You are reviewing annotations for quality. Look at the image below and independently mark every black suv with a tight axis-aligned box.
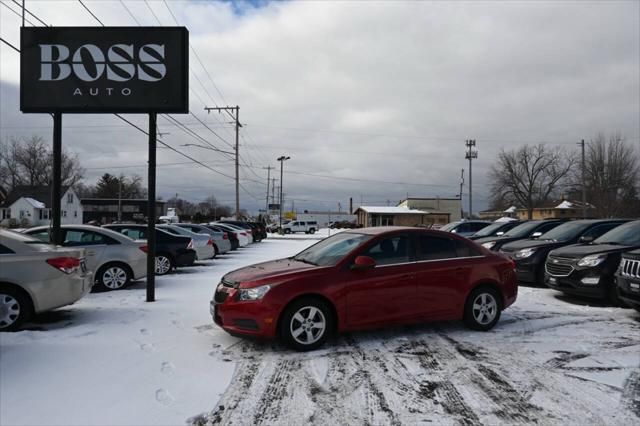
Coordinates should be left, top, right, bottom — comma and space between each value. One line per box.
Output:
617, 249, 640, 312
474, 219, 565, 252
545, 220, 640, 304
500, 219, 629, 285
468, 220, 525, 241
103, 224, 196, 275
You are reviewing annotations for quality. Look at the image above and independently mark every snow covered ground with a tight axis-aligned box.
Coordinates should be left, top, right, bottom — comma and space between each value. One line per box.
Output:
1, 236, 639, 425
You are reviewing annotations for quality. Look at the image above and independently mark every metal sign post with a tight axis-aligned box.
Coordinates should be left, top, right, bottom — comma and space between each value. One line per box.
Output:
51, 112, 62, 245
147, 113, 157, 302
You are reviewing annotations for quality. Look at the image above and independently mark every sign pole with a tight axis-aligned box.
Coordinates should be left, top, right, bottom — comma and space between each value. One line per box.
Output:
146, 113, 157, 302
51, 112, 62, 245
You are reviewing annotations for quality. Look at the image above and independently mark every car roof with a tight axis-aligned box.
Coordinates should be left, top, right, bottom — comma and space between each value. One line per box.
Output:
344, 226, 450, 235
25, 224, 135, 242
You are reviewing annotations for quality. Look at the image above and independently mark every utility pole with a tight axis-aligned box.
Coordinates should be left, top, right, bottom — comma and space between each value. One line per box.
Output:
271, 178, 276, 206
277, 156, 290, 231
459, 168, 465, 219
117, 179, 122, 222
205, 105, 241, 219
263, 166, 274, 215
579, 139, 586, 218
465, 140, 478, 219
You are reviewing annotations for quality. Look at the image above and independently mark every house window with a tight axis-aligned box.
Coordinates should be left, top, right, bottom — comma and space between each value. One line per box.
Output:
39, 210, 43, 220
67, 193, 74, 203
20, 210, 25, 218
74, 211, 78, 218
63, 211, 67, 217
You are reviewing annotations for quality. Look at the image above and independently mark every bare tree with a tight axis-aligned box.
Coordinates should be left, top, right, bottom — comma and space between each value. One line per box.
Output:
489, 144, 575, 219
573, 134, 640, 217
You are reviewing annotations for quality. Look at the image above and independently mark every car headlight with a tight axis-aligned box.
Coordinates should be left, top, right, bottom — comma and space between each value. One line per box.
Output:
238, 284, 271, 301
577, 254, 606, 268
482, 241, 496, 249
514, 248, 536, 259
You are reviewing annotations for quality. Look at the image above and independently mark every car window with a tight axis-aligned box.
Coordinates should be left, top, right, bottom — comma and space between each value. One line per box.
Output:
473, 222, 506, 237
363, 235, 410, 266
416, 235, 457, 261
0, 244, 15, 254
63, 230, 110, 246
535, 222, 561, 234
28, 230, 50, 242
595, 221, 640, 245
453, 223, 470, 233
119, 227, 146, 240
582, 223, 623, 240
456, 240, 482, 257
293, 232, 372, 267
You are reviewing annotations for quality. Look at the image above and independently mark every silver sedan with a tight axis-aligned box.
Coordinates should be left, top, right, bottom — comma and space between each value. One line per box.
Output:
0, 229, 93, 331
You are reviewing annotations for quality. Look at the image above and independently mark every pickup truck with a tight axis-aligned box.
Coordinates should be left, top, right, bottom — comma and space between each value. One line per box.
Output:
281, 220, 318, 234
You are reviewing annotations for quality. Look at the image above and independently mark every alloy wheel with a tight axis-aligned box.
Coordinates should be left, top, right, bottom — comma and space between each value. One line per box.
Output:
289, 306, 326, 345
102, 267, 128, 290
156, 256, 172, 275
472, 293, 498, 325
0, 294, 20, 329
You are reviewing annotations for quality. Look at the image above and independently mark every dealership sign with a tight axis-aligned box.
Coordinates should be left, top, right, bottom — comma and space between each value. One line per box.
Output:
20, 27, 188, 113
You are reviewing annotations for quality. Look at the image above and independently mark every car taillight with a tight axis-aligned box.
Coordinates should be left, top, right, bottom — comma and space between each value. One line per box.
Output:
207, 238, 213, 245
188, 239, 194, 249
223, 233, 228, 240
139, 245, 148, 253
46, 257, 80, 274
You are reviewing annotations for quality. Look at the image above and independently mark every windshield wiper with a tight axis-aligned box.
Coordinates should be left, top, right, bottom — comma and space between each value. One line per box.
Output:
295, 258, 318, 266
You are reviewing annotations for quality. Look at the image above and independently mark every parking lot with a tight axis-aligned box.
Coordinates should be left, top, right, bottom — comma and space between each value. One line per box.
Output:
1, 235, 639, 426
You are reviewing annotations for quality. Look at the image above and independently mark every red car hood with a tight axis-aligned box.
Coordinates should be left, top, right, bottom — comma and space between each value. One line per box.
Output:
223, 258, 317, 286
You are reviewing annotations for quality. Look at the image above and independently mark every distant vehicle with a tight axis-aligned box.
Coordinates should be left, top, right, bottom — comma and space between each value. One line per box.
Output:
173, 223, 232, 254
617, 249, 640, 312
500, 219, 630, 285
440, 220, 492, 237
545, 220, 640, 305
159, 207, 180, 224
474, 220, 567, 252
102, 224, 196, 275
0, 229, 93, 330
199, 224, 239, 251
468, 220, 525, 240
330, 221, 357, 229
217, 220, 264, 242
157, 224, 215, 261
211, 223, 251, 247
281, 220, 318, 234
211, 227, 517, 351
22, 224, 147, 290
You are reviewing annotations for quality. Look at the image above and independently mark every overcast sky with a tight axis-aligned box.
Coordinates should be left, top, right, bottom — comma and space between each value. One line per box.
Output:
1, 0, 639, 215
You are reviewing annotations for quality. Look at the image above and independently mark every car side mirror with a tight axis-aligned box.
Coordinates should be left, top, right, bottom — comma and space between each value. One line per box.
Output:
531, 232, 542, 238
579, 235, 594, 244
351, 255, 376, 270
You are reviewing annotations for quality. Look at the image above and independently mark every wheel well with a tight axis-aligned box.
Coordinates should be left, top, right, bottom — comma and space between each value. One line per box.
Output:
96, 261, 133, 281
276, 293, 339, 337
0, 282, 35, 315
156, 252, 175, 262
468, 281, 503, 309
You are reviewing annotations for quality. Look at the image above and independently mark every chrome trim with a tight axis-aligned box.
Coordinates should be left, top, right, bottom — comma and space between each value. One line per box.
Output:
545, 257, 574, 277
620, 258, 640, 279
374, 255, 485, 268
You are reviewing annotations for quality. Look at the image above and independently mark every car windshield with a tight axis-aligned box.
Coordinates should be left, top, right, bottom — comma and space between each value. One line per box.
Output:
440, 222, 461, 232
594, 221, 640, 245
293, 232, 373, 267
503, 221, 543, 238
538, 221, 591, 242
473, 222, 508, 237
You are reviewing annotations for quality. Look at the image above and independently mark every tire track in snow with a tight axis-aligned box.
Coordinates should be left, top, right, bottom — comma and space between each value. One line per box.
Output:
621, 370, 640, 418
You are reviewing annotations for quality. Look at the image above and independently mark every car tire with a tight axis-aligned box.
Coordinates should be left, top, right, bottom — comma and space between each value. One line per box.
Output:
0, 287, 32, 331
212, 243, 219, 258
279, 298, 333, 351
463, 286, 502, 331
97, 263, 131, 291
284, 229, 291, 234
309, 228, 316, 234
155, 254, 174, 275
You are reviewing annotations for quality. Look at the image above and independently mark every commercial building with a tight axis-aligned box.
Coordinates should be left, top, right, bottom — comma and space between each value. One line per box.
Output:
397, 197, 462, 222
81, 198, 167, 224
354, 206, 450, 228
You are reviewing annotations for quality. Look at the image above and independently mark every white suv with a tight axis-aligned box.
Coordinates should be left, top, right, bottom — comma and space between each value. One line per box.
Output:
281, 221, 318, 234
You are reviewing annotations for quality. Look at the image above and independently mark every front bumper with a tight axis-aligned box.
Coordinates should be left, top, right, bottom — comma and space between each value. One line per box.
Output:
616, 275, 640, 309
545, 273, 608, 299
210, 286, 279, 338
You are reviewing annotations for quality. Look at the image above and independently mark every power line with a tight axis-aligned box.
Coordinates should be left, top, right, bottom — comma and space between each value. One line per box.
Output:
1, 1, 36, 26
0, 36, 20, 53
118, 0, 141, 25
143, 0, 162, 26
10, 0, 48, 25
78, 0, 105, 26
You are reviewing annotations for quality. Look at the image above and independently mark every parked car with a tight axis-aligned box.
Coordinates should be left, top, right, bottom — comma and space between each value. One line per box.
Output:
158, 224, 215, 261
211, 226, 517, 351
199, 224, 239, 251
616, 249, 640, 312
330, 221, 357, 229
544, 220, 640, 305
474, 219, 567, 252
217, 220, 264, 242
440, 220, 492, 237
468, 220, 525, 241
0, 229, 93, 330
212, 223, 251, 247
174, 223, 232, 254
102, 224, 196, 275
500, 219, 629, 285
22, 224, 147, 290
281, 220, 319, 234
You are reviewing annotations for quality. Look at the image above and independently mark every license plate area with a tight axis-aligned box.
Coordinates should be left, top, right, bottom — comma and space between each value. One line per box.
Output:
630, 282, 640, 293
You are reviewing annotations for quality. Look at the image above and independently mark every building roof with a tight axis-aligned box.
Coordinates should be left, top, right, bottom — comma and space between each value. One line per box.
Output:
357, 206, 431, 214
24, 197, 46, 209
81, 198, 166, 205
1, 185, 71, 208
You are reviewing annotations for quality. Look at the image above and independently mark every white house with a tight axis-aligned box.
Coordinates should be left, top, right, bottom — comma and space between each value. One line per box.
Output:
1, 186, 83, 227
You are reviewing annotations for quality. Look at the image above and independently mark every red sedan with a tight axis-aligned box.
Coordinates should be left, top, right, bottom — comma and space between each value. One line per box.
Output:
211, 227, 517, 351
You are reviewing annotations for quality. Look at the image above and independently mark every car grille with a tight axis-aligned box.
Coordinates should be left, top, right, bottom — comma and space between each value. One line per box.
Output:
545, 256, 574, 277
620, 258, 640, 279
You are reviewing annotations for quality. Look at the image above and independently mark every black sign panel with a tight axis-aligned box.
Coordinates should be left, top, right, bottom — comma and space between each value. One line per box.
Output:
20, 27, 188, 113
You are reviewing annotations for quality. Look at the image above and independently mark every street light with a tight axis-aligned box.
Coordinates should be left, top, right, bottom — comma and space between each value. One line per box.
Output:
277, 155, 290, 232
